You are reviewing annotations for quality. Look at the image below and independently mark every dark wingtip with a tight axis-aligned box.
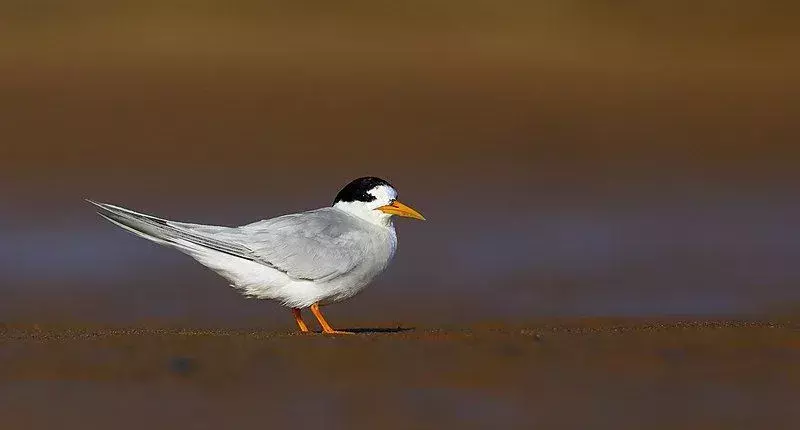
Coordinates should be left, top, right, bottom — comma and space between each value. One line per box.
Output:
86, 199, 113, 218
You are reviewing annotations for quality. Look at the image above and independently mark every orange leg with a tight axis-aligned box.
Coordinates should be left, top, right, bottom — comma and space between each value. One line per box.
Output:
292, 308, 310, 333
310, 303, 352, 335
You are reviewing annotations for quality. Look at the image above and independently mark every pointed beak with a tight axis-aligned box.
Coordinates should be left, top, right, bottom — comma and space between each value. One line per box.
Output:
378, 200, 426, 220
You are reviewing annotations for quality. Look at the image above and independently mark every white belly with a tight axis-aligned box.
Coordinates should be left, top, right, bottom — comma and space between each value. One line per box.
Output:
178, 226, 397, 308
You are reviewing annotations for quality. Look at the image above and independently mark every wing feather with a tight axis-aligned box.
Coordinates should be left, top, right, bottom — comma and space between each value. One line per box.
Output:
90, 201, 365, 282
235, 208, 366, 281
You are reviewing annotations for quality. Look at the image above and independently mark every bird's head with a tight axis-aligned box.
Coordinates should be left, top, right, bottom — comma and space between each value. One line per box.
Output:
333, 177, 425, 227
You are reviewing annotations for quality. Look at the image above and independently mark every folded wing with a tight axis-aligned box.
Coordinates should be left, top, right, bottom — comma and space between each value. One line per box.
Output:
238, 208, 367, 282
89, 202, 365, 282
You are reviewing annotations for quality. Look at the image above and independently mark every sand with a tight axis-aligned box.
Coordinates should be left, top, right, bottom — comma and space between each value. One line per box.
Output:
1, 319, 798, 429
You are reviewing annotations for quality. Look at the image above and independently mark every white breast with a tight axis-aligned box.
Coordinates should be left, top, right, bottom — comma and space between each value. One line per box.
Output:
317, 223, 397, 305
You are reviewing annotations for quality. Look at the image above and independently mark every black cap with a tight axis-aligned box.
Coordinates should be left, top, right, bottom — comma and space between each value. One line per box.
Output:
333, 177, 394, 204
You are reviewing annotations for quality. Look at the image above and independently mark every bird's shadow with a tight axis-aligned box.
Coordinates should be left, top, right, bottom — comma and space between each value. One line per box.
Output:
342, 327, 415, 334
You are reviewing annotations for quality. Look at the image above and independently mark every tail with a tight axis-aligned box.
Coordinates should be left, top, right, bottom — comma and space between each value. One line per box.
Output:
87, 200, 256, 261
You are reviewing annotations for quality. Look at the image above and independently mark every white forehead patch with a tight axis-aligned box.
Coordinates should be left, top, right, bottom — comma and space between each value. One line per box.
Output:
368, 185, 397, 202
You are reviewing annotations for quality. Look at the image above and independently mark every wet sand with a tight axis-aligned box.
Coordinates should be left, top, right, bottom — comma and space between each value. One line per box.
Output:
1, 318, 798, 429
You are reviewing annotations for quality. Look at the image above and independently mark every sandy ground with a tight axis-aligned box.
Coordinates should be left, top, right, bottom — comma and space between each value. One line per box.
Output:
1, 319, 798, 429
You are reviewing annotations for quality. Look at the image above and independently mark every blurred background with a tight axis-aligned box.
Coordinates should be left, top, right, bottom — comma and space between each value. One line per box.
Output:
2, 1, 799, 327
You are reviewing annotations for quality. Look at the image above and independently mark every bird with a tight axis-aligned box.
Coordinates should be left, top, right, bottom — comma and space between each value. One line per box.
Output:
88, 176, 425, 334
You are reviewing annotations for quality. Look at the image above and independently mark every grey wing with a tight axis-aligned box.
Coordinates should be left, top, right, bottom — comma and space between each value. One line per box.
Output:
237, 208, 368, 282
90, 202, 365, 282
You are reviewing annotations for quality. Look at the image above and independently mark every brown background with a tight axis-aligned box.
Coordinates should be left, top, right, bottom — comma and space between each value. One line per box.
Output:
2, 2, 800, 429
3, 1, 800, 326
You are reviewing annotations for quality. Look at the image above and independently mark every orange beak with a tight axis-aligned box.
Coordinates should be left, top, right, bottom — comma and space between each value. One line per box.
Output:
378, 200, 426, 220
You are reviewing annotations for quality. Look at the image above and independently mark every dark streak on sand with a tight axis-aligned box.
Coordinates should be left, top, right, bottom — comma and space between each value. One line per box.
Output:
1, 319, 799, 429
